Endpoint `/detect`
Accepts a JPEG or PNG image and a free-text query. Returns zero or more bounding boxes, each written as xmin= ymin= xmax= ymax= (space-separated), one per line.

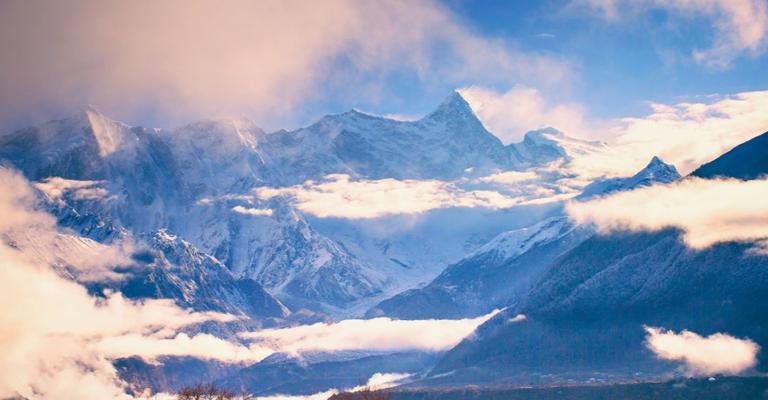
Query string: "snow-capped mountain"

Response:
xmin=369 ymin=216 xmax=590 ymax=319
xmin=369 ymin=157 xmax=676 ymax=320
xmin=120 ymin=230 xmax=291 ymax=321
xmin=0 ymin=107 xmax=386 ymax=314
xmin=0 ymin=92 xmax=614 ymax=318
xmin=258 ymin=92 xmax=516 ymax=183
xmin=508 ymin=127 xmax=609 ymax=167
xmin=578 ymin=156 xmax=680 ymax=199
xmin=427 ymin=137 xmax=768 ymax=385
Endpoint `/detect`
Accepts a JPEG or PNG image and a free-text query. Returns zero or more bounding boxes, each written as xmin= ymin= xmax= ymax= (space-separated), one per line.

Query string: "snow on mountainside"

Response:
xmin=259 ymin=92 xmax=516 ymax=183
xmin=428 ymin=137 xmax=768 ymax=386
xmin=370 ymin=156 xmax=679 ymax=320
xmin=369 ymin=216 xmax=591 ymax=319
xmin=29 ymin=183 xmax=291 ymax=324
xmin=578 ymin=156 xmax=680 ymax=199
xmin=431 ymin=229 xmax=768 ymax=385
xmin=0 ymin=108 xmax=384 ymax=314
xmin=123 ymin=230 xmax=291 ymax=321
xmin=509 ymin=127 xmax=609 ymax=167
xmin=0 ymin=92 xmax=614 ymax=317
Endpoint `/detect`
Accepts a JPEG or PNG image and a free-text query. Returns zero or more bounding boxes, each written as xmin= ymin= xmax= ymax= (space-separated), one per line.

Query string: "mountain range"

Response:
xmin=0 ymin=92 xmax=607 ymax=317
xmin=424 ymin=132 xmax=768 ymax=386
xmin=2 ymin=92 xmax=767 ymax=395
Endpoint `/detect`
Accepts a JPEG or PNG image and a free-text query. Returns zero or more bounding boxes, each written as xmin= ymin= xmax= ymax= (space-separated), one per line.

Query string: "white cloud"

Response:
xmin=459 ymin=85 xmax=592 ymax=143
xmin=0 ymin=169 xmax=510 ymax=399
xmin=564 ymin=90 xmax=768 ymax=178
xmin=475 ymin=170 xmax=540 ymax=185
xmin=645 ymin=326 xmax=760 ymax=375
xmin=577 ymin=0 xmax=768 ymax=67
xmin=1 ymin=169 xmax=133 ymax=282
xmin=612 ymin=91 xmax=768 ymax=175
xmin=0 ymin=243 xmax=237 ymax=400
xmin=240 ymin=310 xmax=500 ymax=355
xmin=0 ymin=168 xmax=243 ymax=399
xmin=255 ymin=175 xmax=522 ymax=219
xmin=567 ymin=177 xmax=768 ymax=249
xmin=96 ymin=332 xmax=272 ymax=364
xmin=460 ymin=87 xmax=768 ymax=181
xmin=0 ymin=0 xmax=569 ymax=129
xmin=34 ymin=177 xmax=109 ymax=201
xmin=231 ymin=205 xmax=273 ymax=217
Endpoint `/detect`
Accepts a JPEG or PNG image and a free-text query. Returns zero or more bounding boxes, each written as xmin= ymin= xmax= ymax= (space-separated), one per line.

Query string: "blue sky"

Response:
xmin=318 ymin=0 xmax=768 ymax=122
xmin=439 ymin=0 xmax=768 ymax=117
xmin=0 ymin=0 xmax=766 ymax=141
xmin=283 ymin=0 xmax=768 ymax=144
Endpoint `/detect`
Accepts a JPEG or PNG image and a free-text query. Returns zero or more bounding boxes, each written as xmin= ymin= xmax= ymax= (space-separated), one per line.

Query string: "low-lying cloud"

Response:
xmin=567 ymin=177 xmax=768 ymax=250
xmin=645 ymin=326 xmax=760 ymax=375
xmin=1 ymin=168 xmax=503 ymax=398
xmin=240 ymin=311 xmax=500 ymax=355
xmin=1 ymin=170 xmax=134 ymax=282
xmin=0 ymin=0 xmax=569 ymax=130
xmin=0 ymin=243 xmax=236 ymax=400
xmin=255 ymin=174 xmax=523 ymax=219
xmin=231 ymin=205 xmax=274 ymax=217
xmin=0 ymin=168 xmax=241 ymax=399
xmin=34 ymin=177 xmax=110 ymax=201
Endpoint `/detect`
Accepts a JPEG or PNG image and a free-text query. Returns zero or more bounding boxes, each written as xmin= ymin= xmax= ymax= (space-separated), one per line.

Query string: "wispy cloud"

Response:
xmin=255 ymin=175 xmax=523 ymax=219
xmin=459 ymin=85 xmax=593 ymax=143
xmin=231 ymin=205 xmax=273 ymax=217
xmin=0 ymin=0 xmax=570 ymax=129
xmin=567 ymin=177 xmax=768 ymax=250
xmin=1 ymin=170 xmax=134 ymax=282
xmin=645 ymin=326 xmax=760 ymax=375
xmin=0 ymin=168 xmax=241 ymax=399
xmin=576 ymin=0 xmax=768 ymax=67
xmin=240 ymin=310 xmax=500 ymax=355
xmin=34 ymin=177 xmax=110 ymax=201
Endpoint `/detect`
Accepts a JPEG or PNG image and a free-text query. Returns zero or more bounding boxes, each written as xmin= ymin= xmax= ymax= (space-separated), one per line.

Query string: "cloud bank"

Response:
xmin=240 ymin=311 xmax=500 ymax=355
xmin=460 ymin=85 xmax=768 ymax=182
xmin=0 ymin=168 xmax=243 ymax=399
xmin=255 ymin=175 xmax=523 ymax=219
xmin=645 ymin=326 xmax=760 ymax=375
xmin=609 ymin=91 xmax=768 ymax=175
xmin=459 ymin=85 xmax=592 ymax=143
xmin=0 ymin=242 xmax=236 ymax=399
xmin=0 ymin=0 xmax=568 ymax=129
xmin=567 ymin=177 xmax=768 ymax=250
xmin=231 ymin=205 xmax=274 ymax=217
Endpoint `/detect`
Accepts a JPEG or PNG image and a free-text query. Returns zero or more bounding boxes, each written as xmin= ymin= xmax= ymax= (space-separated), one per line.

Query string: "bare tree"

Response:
xmin=176 ymin=383 xmax=239 ymax=400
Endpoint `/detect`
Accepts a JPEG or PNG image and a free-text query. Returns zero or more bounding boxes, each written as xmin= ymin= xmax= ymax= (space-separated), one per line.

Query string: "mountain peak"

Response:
xmin=578 ymin=155 xmax=680 ymax=199
xmin=423 ymin=91 xmax=479 ymax=124
xmin=79 ymin=107 xmax=133 ymax=157
xmin=634 ymin=156 xmax=680 ymax=182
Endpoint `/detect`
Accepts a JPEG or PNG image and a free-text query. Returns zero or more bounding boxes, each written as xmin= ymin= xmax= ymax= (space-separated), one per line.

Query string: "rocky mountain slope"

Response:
xmin=370 ymin=157 xmax=679 ymax=320
xmin=427 ymin=133 xmax=768 ymax=385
